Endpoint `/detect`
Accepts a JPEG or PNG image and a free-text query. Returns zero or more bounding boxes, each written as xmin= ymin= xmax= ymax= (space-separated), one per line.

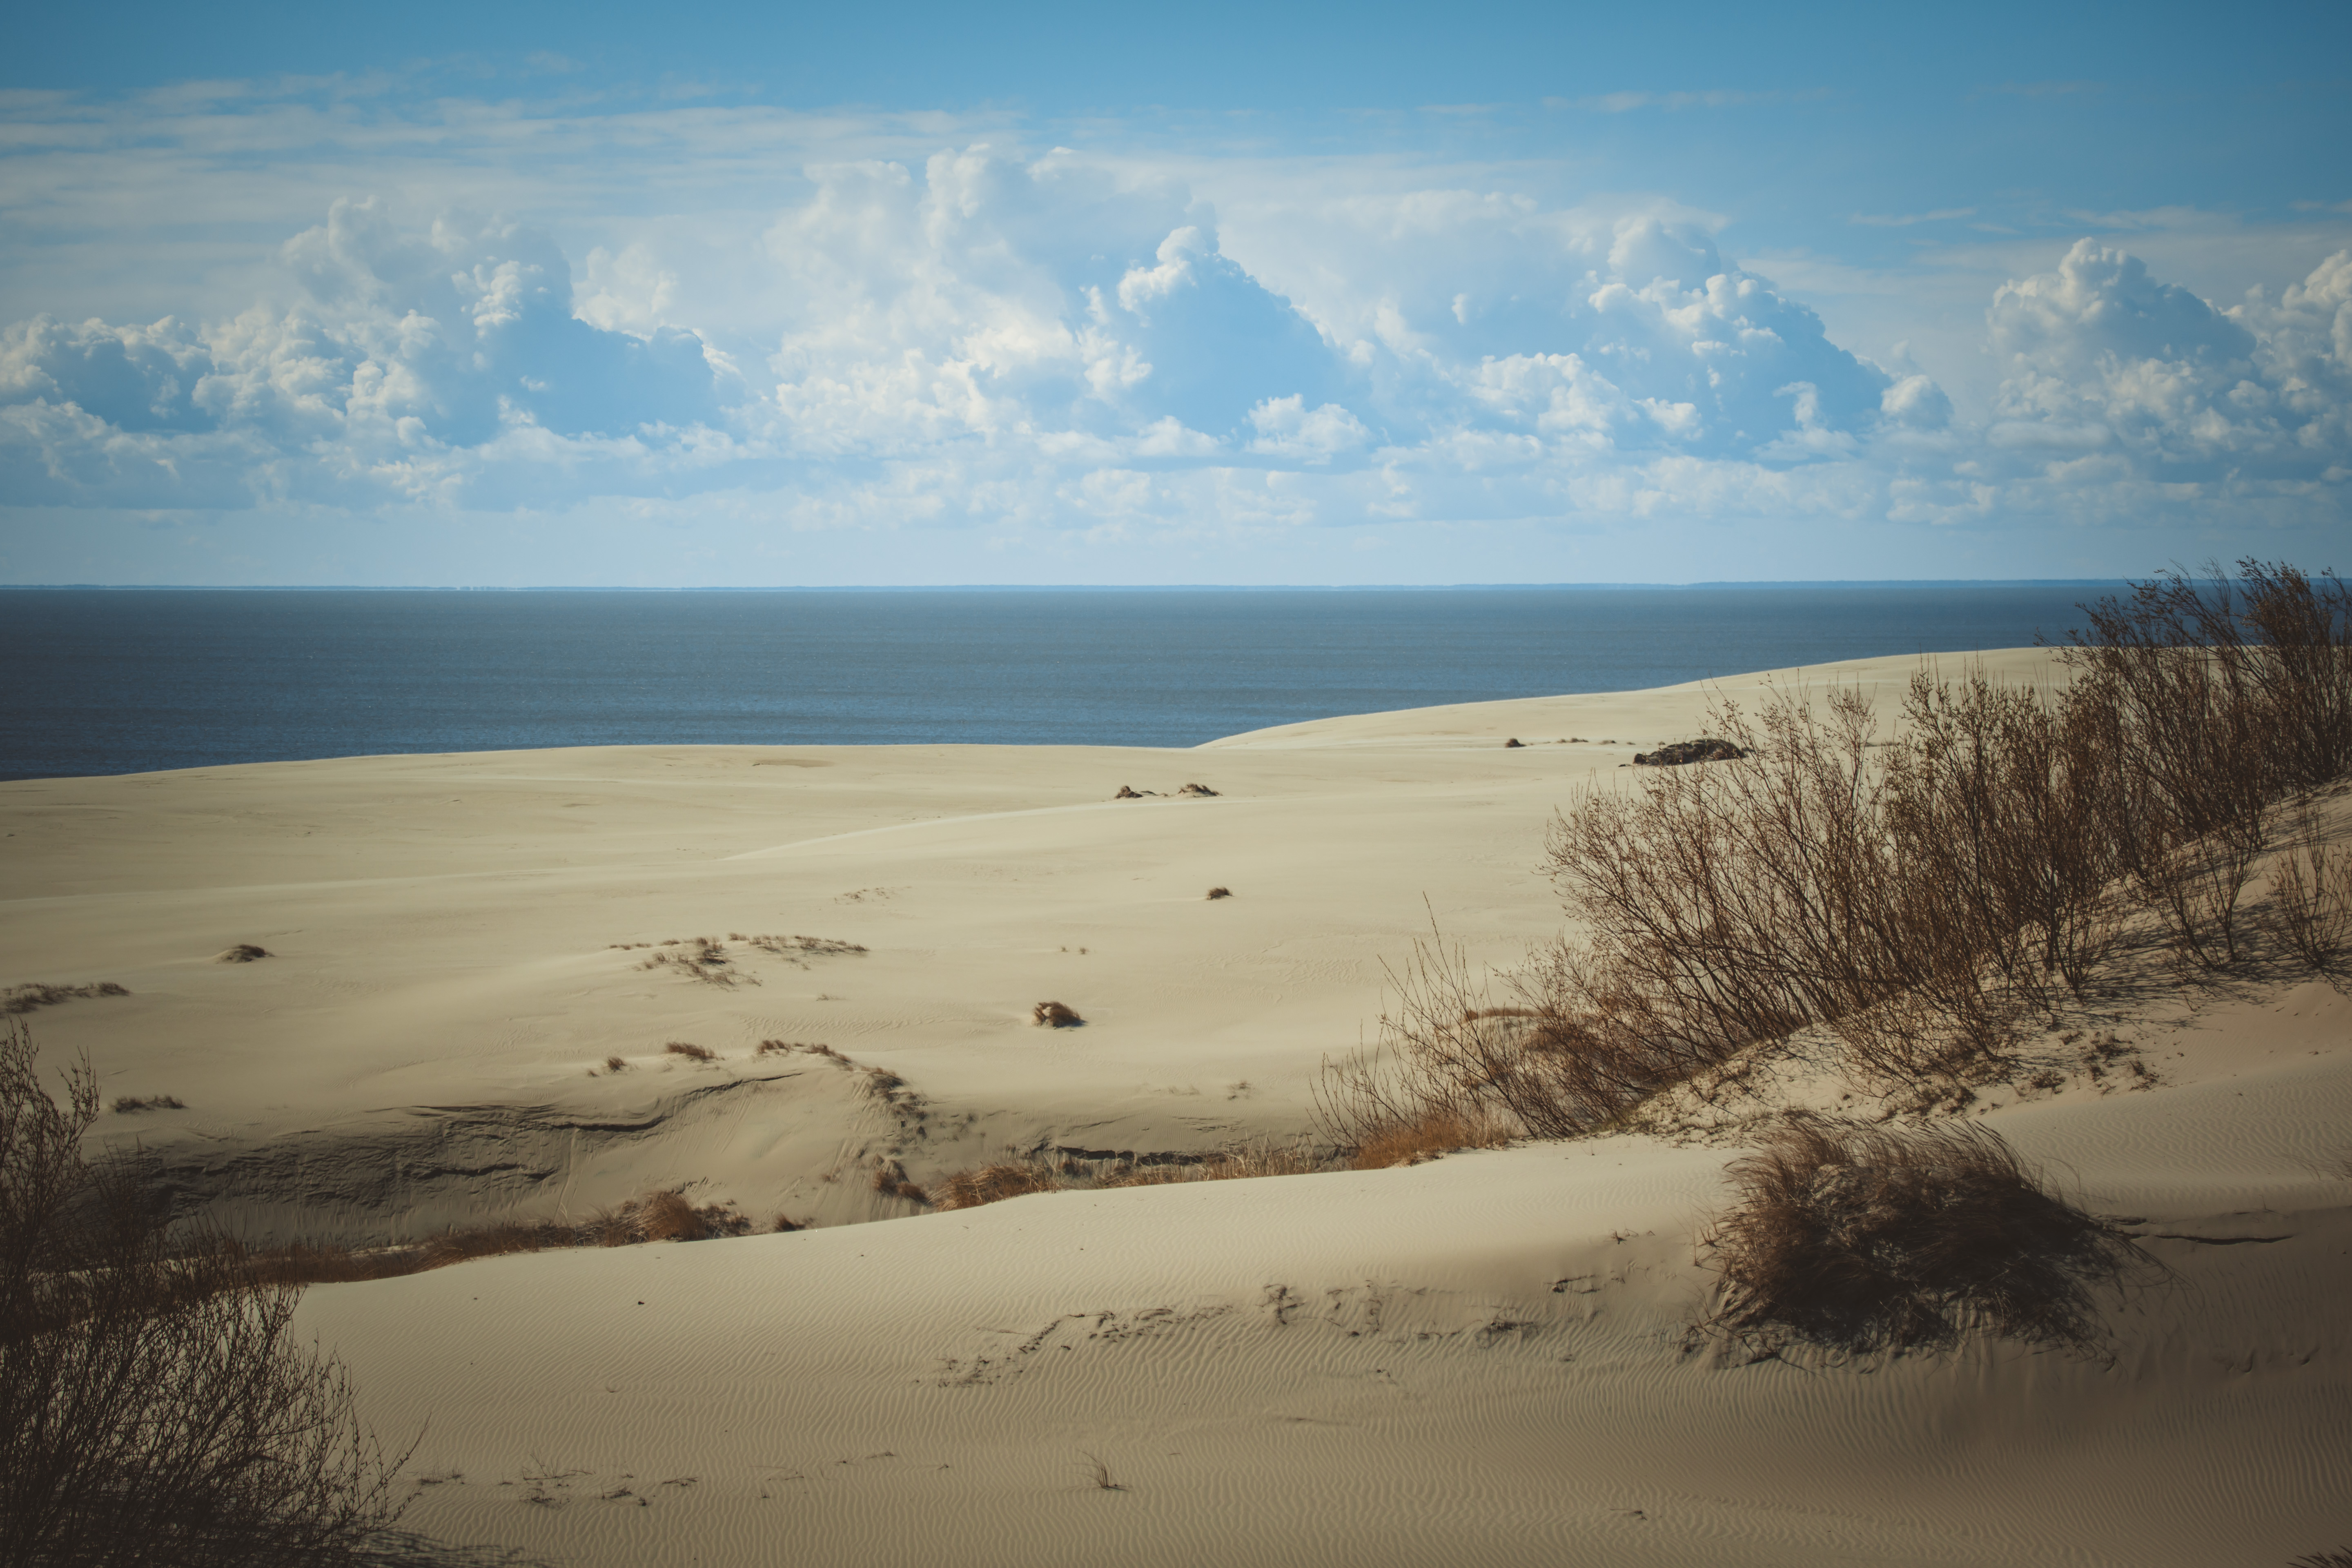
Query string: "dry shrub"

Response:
xmin=111 ymin=1095 xmax=186 ymax=1114
xmin=1205 ymin=886 xmax=1232 ymax=900
xmin=662 ymin=1041 xmax=716 ymax=1062
xmin=1032 ymin=1001 xmax=1084 ymax=1028
xmin=1319 ymin=559 xmax=2352 ymax=1138
xmin=1698 ymin=1116 xmax=2156 ymax=1356
xmin=1347 ymin=1107 xmax=1510 ymax=1171
xmin=1099 ymin=1139 xmax=1327 ymax=1187
xmin=1 ymin=1018 xmax=409 ymax=1565
xmin=603 ymin=1055 xmax=628 ymax=1073
xmin=933 ymin=1162 xmax=1058 ymax=1209
xmin=2268 ymin=803 xmax=2352 ymax=973
xmin=214 ymin=944 xmax=270 ymax=964
xmin=638 ymin=1191 xmax=704 ymax=1242
xmin=2 ymin=982 xmax=130 ymax=1016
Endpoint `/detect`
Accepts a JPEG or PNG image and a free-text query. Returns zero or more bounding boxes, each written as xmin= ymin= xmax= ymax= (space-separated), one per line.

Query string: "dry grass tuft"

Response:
xmin=1099 ymin=1139 xmax=1327 ymax=1187
xmin=662 ymin=1041 xmax=717 ymax=1063
xmin=111 ymin=1094 xmax=187 ymax=1113
xmin=934 ymin=1161 xmax=1058 ymax=1209
xmin=1205 ymin=886 xmax=1233 ymax=900
xmin=214 ymin=944 xmax=271 ymax=963
xmin=638 ymin=1191 xmax=705 ymax=1242
xmin=2 ymin=981 xmax=131 ymax=1016
xmin=603 ymin=1054 xmax=628 ymax=1073
xmin=1698 ymin=1116 xmax=2157 ymax=1356
xmin=637 ymin=938 xmax=748 ymax=986
xmin=757 ymin=1038 xmax=843 ymax=1059
xmin=1347 ymin=1107 xmax=1511 ymax=1171
xmin=1032 ymin=1000 xmax=1084 ymax=1028
xmin=870 ymin=1160 xmax=931 ymax=1204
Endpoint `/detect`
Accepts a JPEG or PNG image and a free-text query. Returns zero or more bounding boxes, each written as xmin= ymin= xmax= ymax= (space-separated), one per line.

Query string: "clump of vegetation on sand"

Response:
xmin=1692 ymin=1114 xmax=2158 ymax=1359
xmin=926 ymin=1139 xmax=1336 ymax=1211
xmin=1319 ymin=558 xmax=2352 ymax=1150
xmin=2 ymin=1018 xmax=410 ymax=1565
xmin=2 ymin=982 xmax=130 ymax=1017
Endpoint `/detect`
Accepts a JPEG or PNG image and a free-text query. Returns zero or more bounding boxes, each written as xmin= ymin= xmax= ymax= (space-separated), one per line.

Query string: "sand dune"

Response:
xmin=4 ymin=646 xmax=2346 ymax=1564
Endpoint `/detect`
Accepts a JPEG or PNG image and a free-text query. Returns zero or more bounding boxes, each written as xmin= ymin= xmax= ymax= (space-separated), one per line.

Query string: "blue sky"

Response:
xmin=3 ymin=1 xmax=2348 ymax=584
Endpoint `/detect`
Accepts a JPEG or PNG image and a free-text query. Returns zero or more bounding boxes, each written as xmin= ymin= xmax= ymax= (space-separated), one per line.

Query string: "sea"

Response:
xmin=0 ymin=585 xmax=2121 ymax=782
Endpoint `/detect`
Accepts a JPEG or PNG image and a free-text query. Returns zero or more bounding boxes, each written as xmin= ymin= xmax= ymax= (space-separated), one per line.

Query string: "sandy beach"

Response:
xmin=5 ymin=647 xmax=2346 ymax=1566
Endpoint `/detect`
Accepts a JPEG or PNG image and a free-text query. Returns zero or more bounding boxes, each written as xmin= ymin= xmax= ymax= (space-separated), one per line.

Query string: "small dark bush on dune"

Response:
xmin=1031 ymin=1001 xmax=1083 ymax=1028
xmin=663 ymin=1041 xmax=717 ymax=1063
xmin=1698 ymin=1116 xmax=2155 ymax=1357
xmin=110 ymin=1095 xmax=186 ymax=1114
xmin=214 ymin=944 xmax=270 ymax=964
xmin=1205 ymin=886 xmax=1232 ymax=900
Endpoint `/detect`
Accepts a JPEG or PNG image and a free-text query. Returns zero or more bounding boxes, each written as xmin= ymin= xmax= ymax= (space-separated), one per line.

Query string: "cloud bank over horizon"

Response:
xmin=2 ymin=61 xmax=2348 ymax=583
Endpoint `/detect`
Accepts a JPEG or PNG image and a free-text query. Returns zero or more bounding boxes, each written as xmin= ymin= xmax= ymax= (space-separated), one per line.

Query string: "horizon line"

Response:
xmin=0 ymin=579 xmax=2131 ymax=592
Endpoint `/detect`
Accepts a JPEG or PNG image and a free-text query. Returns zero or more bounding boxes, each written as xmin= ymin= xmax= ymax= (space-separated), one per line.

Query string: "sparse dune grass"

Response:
xmin=663 ymin=1041 xmax=717 ymax=1062
xmin=1345 ymin=1107 xmax=1511 ymax=1171
xmin=933 ymin=1161 xmax=1057 ymax=1209
xmin=2 ymin=981 xmax=130 ymax=1016
xmin=235 ymin=1189 xmax=757 ymax=1286
xmin=1697 ymin=1116 xmax=2157 ymax=1357
xmin=930 ymin=1140 xmax=1336 ymax=1209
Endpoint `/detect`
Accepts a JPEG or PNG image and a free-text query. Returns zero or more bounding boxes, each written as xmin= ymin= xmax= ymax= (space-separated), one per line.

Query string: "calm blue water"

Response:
xmin=0 ymin=586 xmax=2117 ymax=781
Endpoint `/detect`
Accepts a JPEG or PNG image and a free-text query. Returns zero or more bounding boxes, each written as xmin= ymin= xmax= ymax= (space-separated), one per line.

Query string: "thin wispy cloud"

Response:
xmin=1849 ymin=209 xmax=1978 ymax=228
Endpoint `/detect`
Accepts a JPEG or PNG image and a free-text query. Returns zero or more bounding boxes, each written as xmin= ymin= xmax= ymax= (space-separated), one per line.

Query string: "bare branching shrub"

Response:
xmin=1032 ymin=1001 xmax=1084 ymax=1028
xmin=1326 ymin=559 xmax=2352 ymax=1135
xmin=1697 ymin=1116 xmax=2156 ymax=1356
xmin=2268 ymin=804 xmax=2352 ymax=973
xmin=2290 ymin=1550 xmax=2352 ymax=1567
xmin=1 ymin=1018 xmax=410 ymax=1566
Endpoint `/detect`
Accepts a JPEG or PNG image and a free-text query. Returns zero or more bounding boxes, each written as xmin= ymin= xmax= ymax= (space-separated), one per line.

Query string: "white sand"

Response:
xmin=5 ymin=647 xmax=2345 ymax=1565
